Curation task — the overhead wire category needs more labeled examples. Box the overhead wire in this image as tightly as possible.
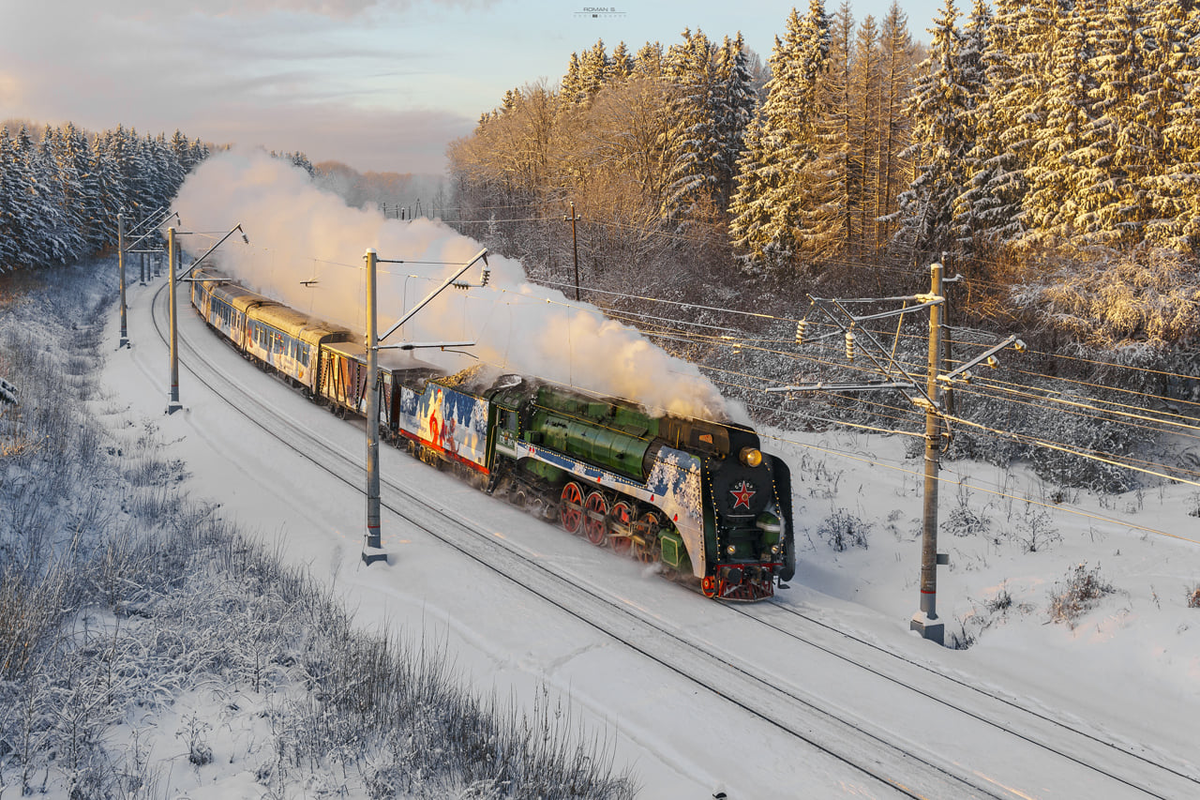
[227,223,1200,512]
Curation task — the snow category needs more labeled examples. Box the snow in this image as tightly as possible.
[15,261,1200,798]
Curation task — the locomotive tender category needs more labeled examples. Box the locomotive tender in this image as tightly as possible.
[191,268,796,600]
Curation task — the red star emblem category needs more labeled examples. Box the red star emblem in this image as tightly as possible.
[730,480,756,509]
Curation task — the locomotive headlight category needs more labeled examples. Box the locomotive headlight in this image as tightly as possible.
[726,544,737,556]
[739,447,763,468]
[771,544,781,555]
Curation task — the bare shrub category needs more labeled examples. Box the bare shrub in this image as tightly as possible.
[1048,563,1116,629]
[818,508,871,551]
[1188,585,1200,609]
[945,483,991,539]
[1013,505,1061,553]
[946,620,977,650]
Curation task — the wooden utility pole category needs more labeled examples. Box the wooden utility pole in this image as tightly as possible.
[565,201,581,301]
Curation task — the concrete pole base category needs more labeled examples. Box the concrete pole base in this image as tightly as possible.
[361,546,388,566]
[910,612,945,646]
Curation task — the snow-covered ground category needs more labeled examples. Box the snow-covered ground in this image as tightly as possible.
[76,251,1200,798]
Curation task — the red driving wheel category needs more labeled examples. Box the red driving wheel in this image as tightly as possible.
[559,482,585,534]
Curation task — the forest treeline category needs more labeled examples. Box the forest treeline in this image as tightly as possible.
[0,120,326,273]
[0,122,210,271]
[448,0,1200,361]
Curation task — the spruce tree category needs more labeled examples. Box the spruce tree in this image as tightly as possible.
[949,0,995,250]
[799,1,854,262]
[1080,0,1153,246]
[850,14,882,256]
[0,128,19,269]
[1142,0,1198,249]
[714,33,757,205]
[892,0,972,260]
[610,41,634,81]
[959,0,1031,244]
[1019,1,1093,244]
[634,41,664,77]
[875,2,916,251]
[662,29,720,227]
[728,1,831,274]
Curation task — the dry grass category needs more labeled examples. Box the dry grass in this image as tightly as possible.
[1048,563,1116,629]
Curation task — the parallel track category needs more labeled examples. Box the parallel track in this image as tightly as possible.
[151,282,1197,799]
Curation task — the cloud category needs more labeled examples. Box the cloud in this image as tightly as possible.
[0,72,22,110]
[0,3,474,172]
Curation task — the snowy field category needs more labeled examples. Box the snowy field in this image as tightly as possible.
[119,258,1200,796]
[3,250,1199,798]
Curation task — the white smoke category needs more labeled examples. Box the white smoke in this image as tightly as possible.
[169,148,729,420]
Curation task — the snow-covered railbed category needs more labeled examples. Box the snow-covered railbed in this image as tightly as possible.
[131,278,1197,799]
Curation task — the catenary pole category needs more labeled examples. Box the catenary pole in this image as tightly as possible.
[118,213,129,348]
[362,248,385,565]
[167,227,181,413]
[912,262,945,645]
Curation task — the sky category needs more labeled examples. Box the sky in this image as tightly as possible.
[0,0,940,175]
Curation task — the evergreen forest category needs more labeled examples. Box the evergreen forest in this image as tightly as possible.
[0,123,211,270]
[3,0,1200,490]
[447,0,1200,387]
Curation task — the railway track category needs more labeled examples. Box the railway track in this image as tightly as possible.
[150,281,1197,799]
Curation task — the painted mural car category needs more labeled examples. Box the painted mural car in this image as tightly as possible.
[191,268,796,600]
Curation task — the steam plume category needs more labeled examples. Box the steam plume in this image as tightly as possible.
[169,148,729,420]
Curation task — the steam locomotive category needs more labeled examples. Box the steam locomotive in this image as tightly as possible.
[191,267,796,600]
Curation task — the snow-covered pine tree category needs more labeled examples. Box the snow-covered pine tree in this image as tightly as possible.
[579,39,611,100]
[610,41,634,82]
[850,14,882,257]
[874,2,917,252]
[560,52,585,109]
[1078,0,1154,247]
[0,128,19,270]
[188,137,210,171]
[91,129,128,250]
[948,0,995,252]
[54,122,95,256]
[11,125,57,268]
[634,41,664,78]
[714,33,757,205]
[891,0,972,261]
[728,1,831,274]
[954,0,1030,246]
[170,129,193,176]
[662,28,720,228]
[1142,0,1198,250]
[1019,0,1093,245]
[39,126,85,264]
[796,1,854,263]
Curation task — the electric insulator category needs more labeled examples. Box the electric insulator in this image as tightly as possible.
[845,330,856,362]
[481,269,491,287]
[795,319,807,345]
[986,355,999,368]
